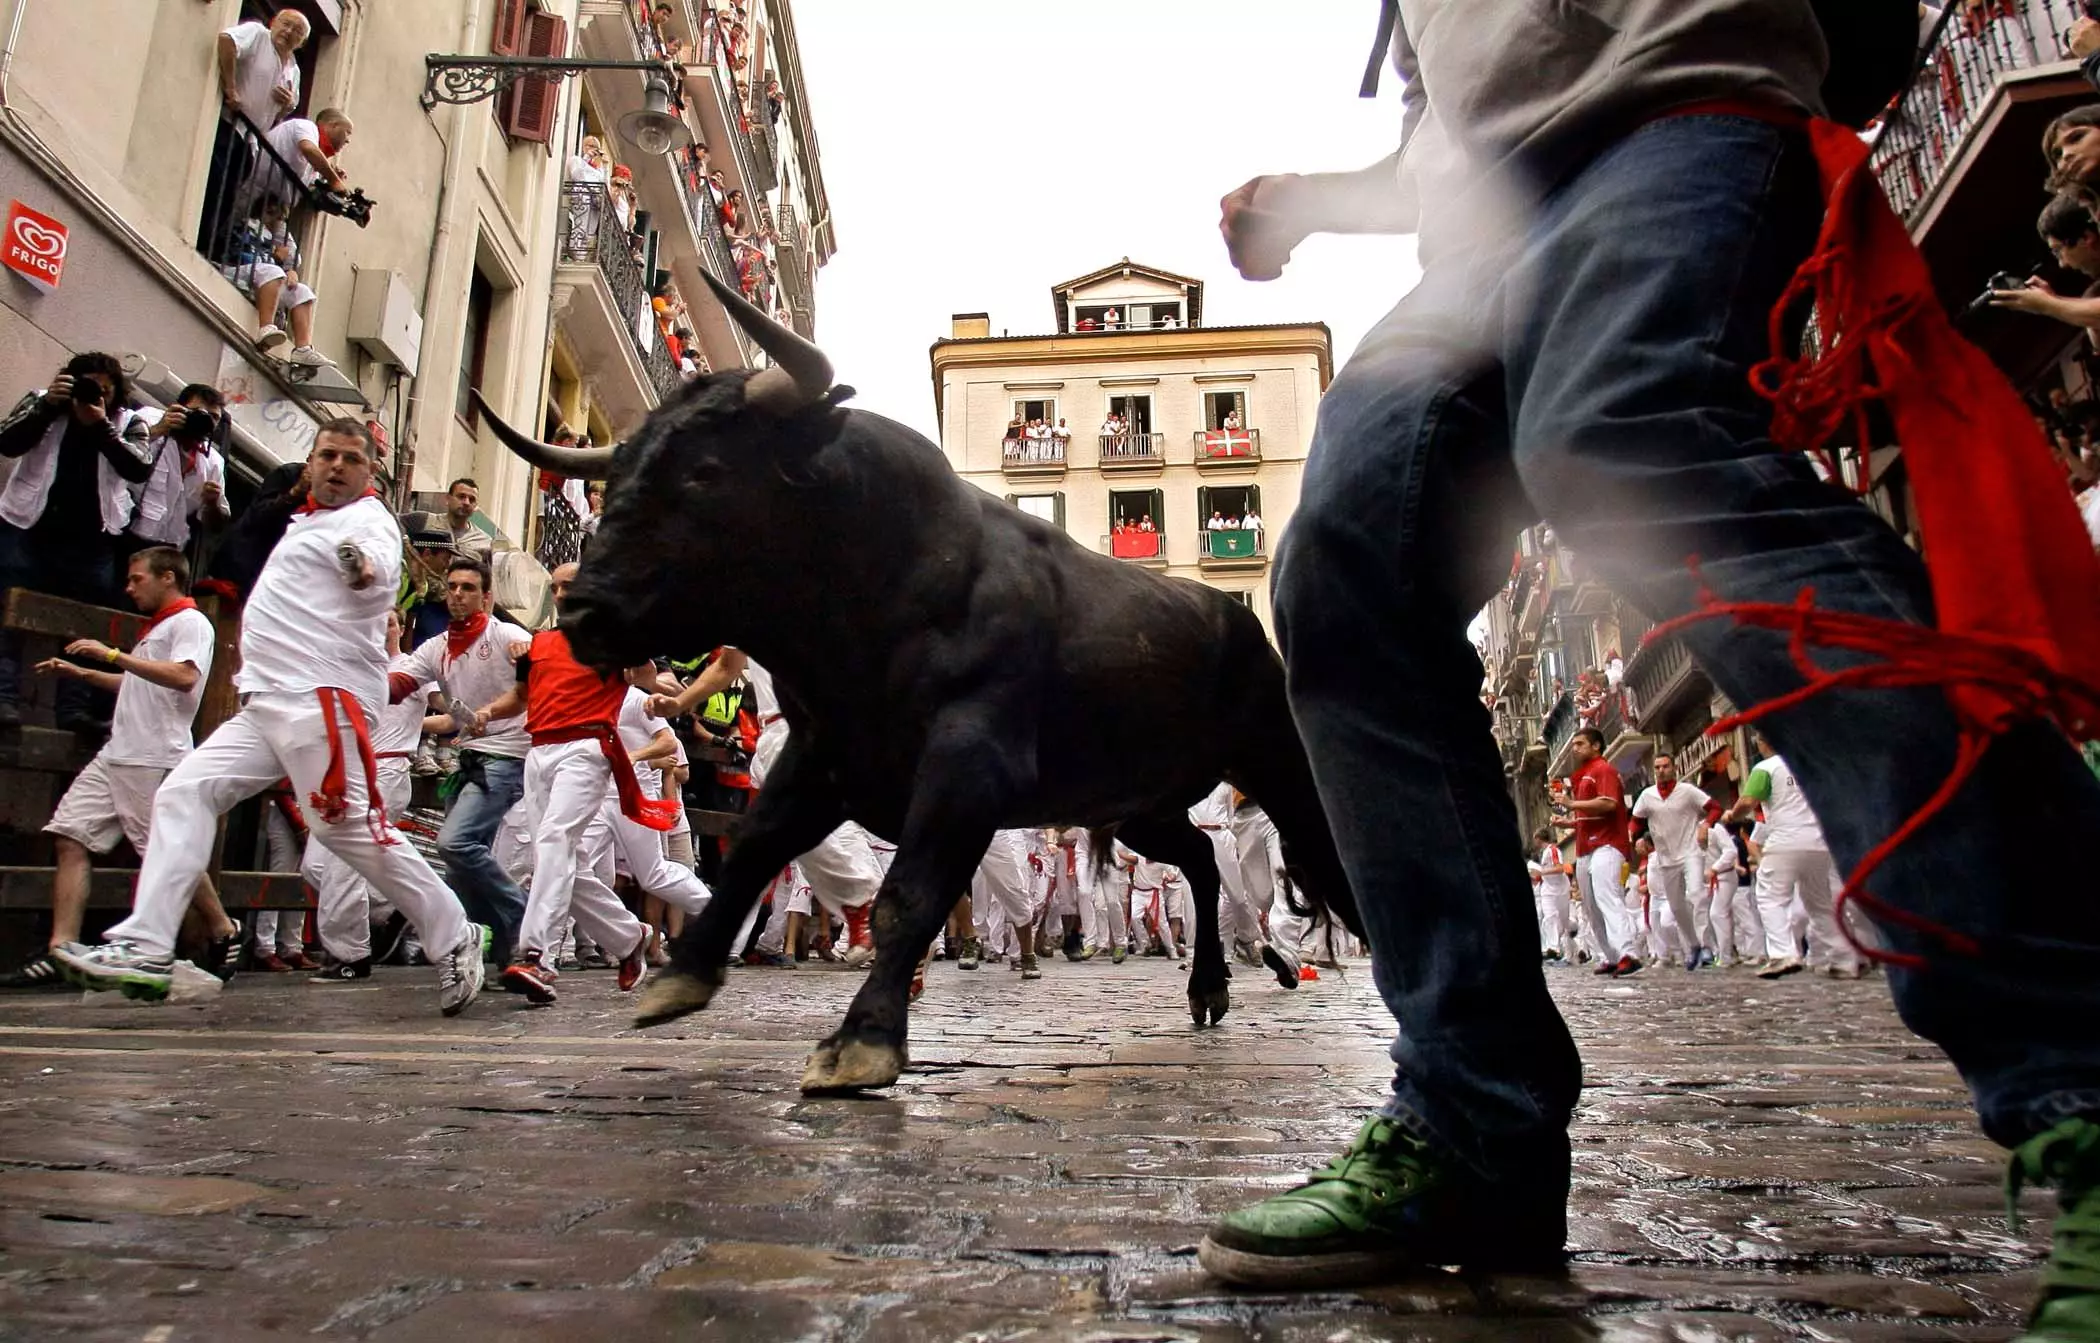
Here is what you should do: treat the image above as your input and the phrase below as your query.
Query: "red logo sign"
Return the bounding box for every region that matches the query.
[3,201,67,292]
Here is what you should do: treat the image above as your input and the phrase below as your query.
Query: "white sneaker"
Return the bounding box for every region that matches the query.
[1256,939,1301,990]
[287,345,335,368]
[436,923,488,1016]
[255,324,288,353]
[1756,955,1806,980]
[52,940,175,1000]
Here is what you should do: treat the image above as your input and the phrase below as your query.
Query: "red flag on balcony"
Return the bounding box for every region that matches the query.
[1202,428,1254,457]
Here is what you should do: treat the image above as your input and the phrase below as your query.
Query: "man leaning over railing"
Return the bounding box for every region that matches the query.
[205,10,308,263]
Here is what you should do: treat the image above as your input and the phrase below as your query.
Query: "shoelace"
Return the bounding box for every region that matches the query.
[2007,1121,2100,1297]
[1304,1119,1429,1203]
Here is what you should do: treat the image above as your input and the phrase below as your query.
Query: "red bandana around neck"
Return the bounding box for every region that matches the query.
[444,612,488,665]
[297,486,381,514]
[139,596,200,639]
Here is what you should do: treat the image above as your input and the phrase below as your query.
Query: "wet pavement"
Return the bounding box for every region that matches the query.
[0,951,2050,1341]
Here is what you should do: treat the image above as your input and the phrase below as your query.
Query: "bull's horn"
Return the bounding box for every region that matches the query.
[700,269,832,415]
[472,391,615,476]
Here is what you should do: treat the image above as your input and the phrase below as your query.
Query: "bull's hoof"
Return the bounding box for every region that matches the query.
[1189,987,1230,1027]
[801,1035,907,1094]
[631,971,718,1028]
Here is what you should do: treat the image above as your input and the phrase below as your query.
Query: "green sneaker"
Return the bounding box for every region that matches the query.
[1198,1115,1564,1288]
[2010,1116,2100,1341]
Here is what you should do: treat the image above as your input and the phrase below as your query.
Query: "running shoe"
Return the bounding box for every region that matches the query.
[310,957,372,982]
[437,923,490,1015]
[617,936,648,992]
[1613,955,1643,978]
[2009,1116,2100,1342]
[957,936,982,971]
[199,919,243,982]
[1757,956,1806,980]
[0,953,68,991]
[52,940,174,1001]
[1258,940,1302,991]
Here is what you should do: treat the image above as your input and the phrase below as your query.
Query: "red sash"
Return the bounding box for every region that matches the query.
[531,723,682,832]
[309,688,398,845]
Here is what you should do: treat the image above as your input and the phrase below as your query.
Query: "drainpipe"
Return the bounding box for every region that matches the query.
[398,0,487,509]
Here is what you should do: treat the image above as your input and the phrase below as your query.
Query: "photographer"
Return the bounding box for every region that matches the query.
[1988,195,2100,337]
[0,354,154,729]
[256,107,357,369]
[125,384,232,558]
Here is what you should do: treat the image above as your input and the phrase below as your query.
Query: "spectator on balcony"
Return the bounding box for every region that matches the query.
[126,385,232,558]
[1138,514,1156,534]
[1101,411,1126,447]
[1222,513,1242,529]
[1240,507,1263,534]
[721,188,748,237]
[1051,418,1072,453]
[224,195,323,367]
[706,168,728,206]
[584,483,606,536]
[0,355,155,730]
[610,164,637,233]
[1025,419,1051,460]
[1991,194,2100,338]
[1076,316,1099,333]
[219,10,306,133]
[1208,509,1228,531]
[1103,307,1123,330]
[764,75,785,125]
[651,4,688,62]
[1004,414,1024,453]
[2044,105,2100,202]
[1223,408,1243,431]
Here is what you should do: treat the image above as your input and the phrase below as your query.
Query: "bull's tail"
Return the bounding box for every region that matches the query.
[1085,824,1121,882]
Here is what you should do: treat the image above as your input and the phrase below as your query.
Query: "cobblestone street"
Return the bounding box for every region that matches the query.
[0,954,2050,1341]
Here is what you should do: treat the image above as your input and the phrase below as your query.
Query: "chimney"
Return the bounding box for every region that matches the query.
[951,312,991,339]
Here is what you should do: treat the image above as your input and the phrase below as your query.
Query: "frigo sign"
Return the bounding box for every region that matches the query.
[2,200,66,292]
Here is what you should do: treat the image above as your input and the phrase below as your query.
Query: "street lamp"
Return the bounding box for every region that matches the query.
[617,75,694,156]
[422,55,687,153]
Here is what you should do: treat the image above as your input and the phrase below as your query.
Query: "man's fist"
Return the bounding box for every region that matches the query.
[1220,175,1311,282]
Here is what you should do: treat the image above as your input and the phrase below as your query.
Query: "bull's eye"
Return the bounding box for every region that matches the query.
[689,460,727,485]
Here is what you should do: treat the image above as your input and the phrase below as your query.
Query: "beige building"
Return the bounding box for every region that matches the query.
[929,260,1330,633]
[0,0,831,610]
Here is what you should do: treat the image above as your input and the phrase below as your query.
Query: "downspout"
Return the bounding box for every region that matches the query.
[398,0,488,508]
[0,0,334,463]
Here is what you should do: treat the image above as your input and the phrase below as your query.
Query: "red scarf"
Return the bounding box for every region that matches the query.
[296,486,381,514]
[444,612,488,667]
[308,688,397,845]
[139,596,200,640]
[1647,110,2100,969]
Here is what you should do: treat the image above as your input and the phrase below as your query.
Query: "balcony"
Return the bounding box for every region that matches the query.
[554,182,682,423]
[1002,434,1066,479]
[1193,428,1261,469]
[1105,531,1167,567]
[534,488,589,574]
[744,99,781,193]
[775,202,814,339]
[1098,433,1165,471]
[1198,528,1266,570]
[1622,630,1708,732]
[1542,691,1576,778]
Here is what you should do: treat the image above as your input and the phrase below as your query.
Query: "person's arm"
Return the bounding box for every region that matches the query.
[1566,793,1618,817]
[629,725,679,767]
[90,417,154,484]
[646,648,747,718]
[1630,790,1654,820]
[0,388,62,457]
[387,639,441,703]
[297,134,349,192]
[1728,769,1771,823]
[49,640,200,692]
[476,684,526,731]
[1988,279,2100,326]
[34,658,122,694]
[217,31,242,110]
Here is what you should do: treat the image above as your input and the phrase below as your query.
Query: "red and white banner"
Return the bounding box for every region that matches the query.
[1202,428,1253,457]
[3,200,67,292]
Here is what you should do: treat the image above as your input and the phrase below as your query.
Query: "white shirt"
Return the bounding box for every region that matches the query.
[265,117,324,190]
[376,653,433,757]
[224,21,299,130]
[1631,780,1713,861]
[397,616,533,759]
[129,437,228,548]
[1534,842,1571,899]
[1746,754,1828,854]
[1241,511,1263,530]
[1705,823,1737,875]
[236,495,401,708]
[104,607,215,769]
[616,687,672,793]
[743,655,777,721]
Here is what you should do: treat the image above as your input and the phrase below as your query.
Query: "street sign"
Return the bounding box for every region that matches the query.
[2,200,67,292]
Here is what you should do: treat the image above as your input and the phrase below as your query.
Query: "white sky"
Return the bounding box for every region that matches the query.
[790,0,1422,441]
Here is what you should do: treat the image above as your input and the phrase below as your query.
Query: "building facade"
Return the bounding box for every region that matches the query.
[0,0,832,609]
[928,260,1330,634]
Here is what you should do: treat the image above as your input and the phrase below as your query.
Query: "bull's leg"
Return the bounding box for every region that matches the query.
[635,758,847,1028]
[802,823,992,1094]
[1226,696,1366,942]
[1118,813,1231,1028]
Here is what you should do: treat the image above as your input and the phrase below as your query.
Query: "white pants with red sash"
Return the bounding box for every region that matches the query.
[304,759,413,961]
[107,692,469,961]
[519,739,645,960]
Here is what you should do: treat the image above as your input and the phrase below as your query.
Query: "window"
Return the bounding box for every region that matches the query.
[1012,396,1057,425]
[1108,489,1164,558]
[1075,302,1181,330]
[1005,492,1066,529]
[458,268,495,426]
[1225,591,1254,608]
[1203,390,1247,430]
[1197,484,1261,524]
[1106,394,1153,434]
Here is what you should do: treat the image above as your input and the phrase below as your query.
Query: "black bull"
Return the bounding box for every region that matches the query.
[475,273,1361,1094]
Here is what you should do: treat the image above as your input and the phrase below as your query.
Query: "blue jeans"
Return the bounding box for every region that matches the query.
[436,750,527,962]
[1273,114,2100,1183]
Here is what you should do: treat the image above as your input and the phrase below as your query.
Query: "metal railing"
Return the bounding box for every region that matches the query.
[1542,690,1576,771]
[199,108,334,290]
[1199,528,1265,560]
[1193,427,1261,463]
[775,202,812,335]
[744,96,780,191]
[1869,0,2081,223]
[558,181,683,404]
[535,488,589,572]
[1622,631,1701,730]
[1098,432,1164,464]
[1003,436,1067,468]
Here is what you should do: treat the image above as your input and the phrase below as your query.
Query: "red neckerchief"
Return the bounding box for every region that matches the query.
[318,126,339,156]
[444,612,488,666]
[1645,104,2100,971]
[1657,780,1675,799]
[296,486,380,514]
[139,596,200,639]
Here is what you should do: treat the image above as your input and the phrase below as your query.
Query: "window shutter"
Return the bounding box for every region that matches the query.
[500,10,567,144]
[1053,492,1066,530]
[1247,483,1260,514]
[491,0,528,55]
[1152,488,1164,528]
[1197,485,1210,520]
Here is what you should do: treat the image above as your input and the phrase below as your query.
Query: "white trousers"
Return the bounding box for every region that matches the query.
[1706,867,1753,958]
[1576,845,1632,964]
[306,760,412,961]
[972,829,1035,930]
[605,798,712,914]
[108,693,468,962]
[1755,847,1854,969]
[1648,856,1706,957]
[519,740,643,960]
[253,805,306,953]
[1224,810,1274,948]
[1537,882,1571,954]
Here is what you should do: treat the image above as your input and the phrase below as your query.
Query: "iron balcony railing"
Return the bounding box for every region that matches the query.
[1541,690,1577,771]
[1622,631,1702,730]
[558,181,683,405]
[535,487,589,572]
[744,94,780,192]
[775,202,813,335]
[1869,1,2081,223]
[200,107,350,298]
[1193,428,1261,463]
[1098,432,1164,465]
[1003,435,1067,468]
[1199,529,1265,561]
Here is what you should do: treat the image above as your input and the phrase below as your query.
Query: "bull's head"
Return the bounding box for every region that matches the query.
[473,271,839,668]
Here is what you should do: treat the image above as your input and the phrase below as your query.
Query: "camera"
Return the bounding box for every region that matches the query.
[68,378,104,407]
[314,186,375,228]
[168,407,218,446]
[1964,268,2040,317]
